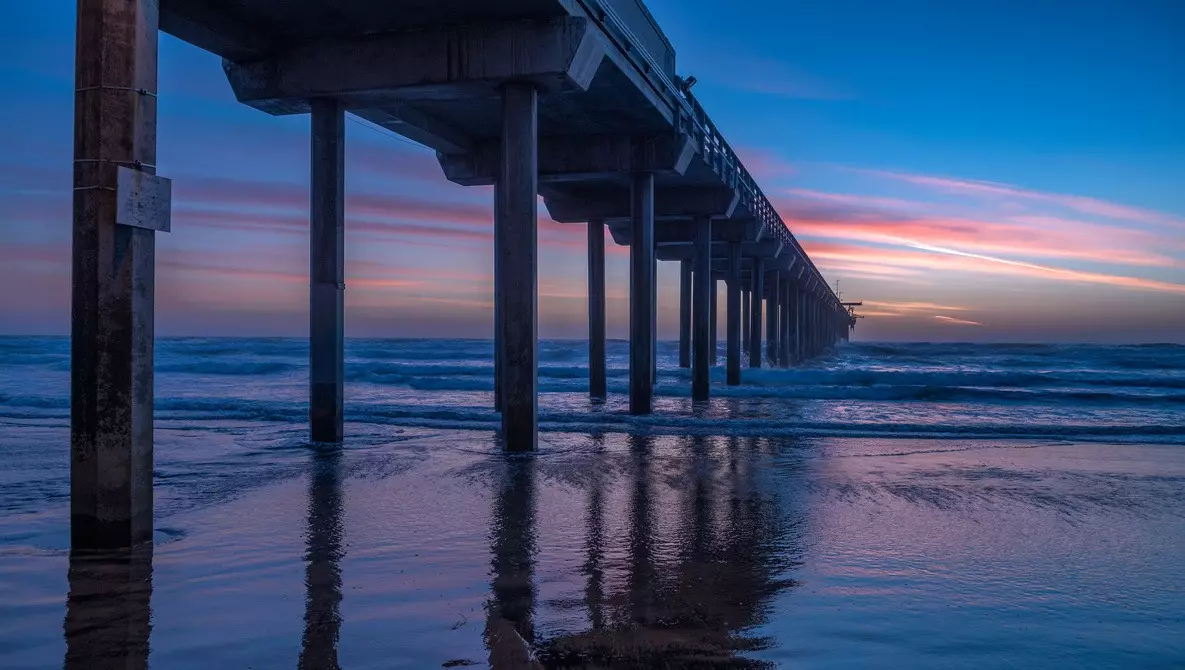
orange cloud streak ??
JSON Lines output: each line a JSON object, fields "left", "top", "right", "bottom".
{"left": 934, "top": 315, "right": 984, "bottom": 326}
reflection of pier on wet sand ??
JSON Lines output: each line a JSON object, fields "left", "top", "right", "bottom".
{"left": 483, "top": 435, "right": 801, "bottom": 668}
{"left": 58, "top": 433, "right": 802, "bottom": 668}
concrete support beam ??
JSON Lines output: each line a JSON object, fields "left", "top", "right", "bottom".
{"left": 629, "top": 171, "right": 655, "bottom": 415}
{"left": 159, "top": 3, "right": 270, "bottom": 61}
{"left": 691, "top": 216, "right": 712, "bottom": 401}
{"left": 726, "top": 242, "right": 742, "bottom": 386}
{"left": 588, "top": 219, "right": 606, "bottom": 399}
{"left": 766, "top": 272, "right": 780, "bottom": 366}
{"left": 445, "top": 133, "right": 695, "bottom": 187}
{"left": 354, "top": 106, "right": 472, "bottom": 155}
{"left": 225, "top": 16, "right": 605, "bottom": 113}
{"left": 546, "top": 185, "right": 739, "bottom": 224}
{"left": 678, "top": 259, "right": 691, "bottom": 369}
{"left": 310, "top": 99, "right": 346, "bottom": 444}
{"left": 71, "top": 0, "right": 160, "bottom": 550}
{"left": 498, "top": 83, "right": 539, "bottom": 450}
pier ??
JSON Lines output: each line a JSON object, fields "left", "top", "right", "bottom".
{"left": 69, "top": 0, "right": 856, "bottom": 548}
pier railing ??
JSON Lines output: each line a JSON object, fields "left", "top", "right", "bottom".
{"left": 579, "top": 0, "right": 839, "bottom": 306}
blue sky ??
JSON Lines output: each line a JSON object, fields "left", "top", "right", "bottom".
{"left": 1, "top": 0, "right": 1182, "bottom": 342}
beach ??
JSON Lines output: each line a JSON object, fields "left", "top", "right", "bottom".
{"left": 1, "top": 338, "right": 1183, "bottom": 667}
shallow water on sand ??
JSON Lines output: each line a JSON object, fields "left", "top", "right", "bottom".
{"left": 1, "top": 339, "right": 1184, "bottom": 667}
{"left": 1, "top": 426, "right": 1184, "bottom": 668}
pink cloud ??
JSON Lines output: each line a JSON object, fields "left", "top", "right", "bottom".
{"left": 802, "top": 239, "right": 1185, "bottom": 295}
{"left": 859, "top": 169, "right": 1185, "bottom": 229}
{"left": 779, "top": 192, "right": 1179, "bottom": 268}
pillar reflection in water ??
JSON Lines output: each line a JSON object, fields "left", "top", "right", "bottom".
{"left": 539, "top": 434, "right": 799, "bottom": 667}
{"left": 626, "top": 434, "right": 657, "bottom": 627}
{"left": 583, "top": 435, "right": 606, "bottom": 632}
{"left": 485, "top": 455, "right": 541, "bottom": 669}
{"left": 64, "top": 546, "right": 153, "bottom": 669}
{"left": 298, "top": 445, "right": 345, "bottom": 670}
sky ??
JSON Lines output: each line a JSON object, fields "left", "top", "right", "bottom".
{"left": 1, "top": 1, "right": 1182, "bottom": 342}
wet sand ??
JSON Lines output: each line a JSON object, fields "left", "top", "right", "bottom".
{"left": 2, "top": 424, "right": 1184, "bottom": 668}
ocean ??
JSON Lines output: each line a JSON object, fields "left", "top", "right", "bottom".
{"left": 1, "top": 337, "right": 1184, "bottom": 668}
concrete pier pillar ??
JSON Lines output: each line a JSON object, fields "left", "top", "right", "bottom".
{"left": 726, "top": 242, "right": 742, "bottom": 386}
{"left": 629, "top": 171, "right": 655, "bottom": 415}
{"left": 71, "top": 0, "right": 161, "bottom": 548}
{"left": 817, "top": 301, "right": 824, "bottom": 355}
{"left": 587, "top": 218, "right": 606, "bottom": 399}
{"left": 805, "top": 297, "right": 814, "bottom": 358}
{"left": 493, "top": 189, "right": 503, "bottom": 412}
{"left": 679, "top": 260, "right": 691, "bottom": 368}
{"left": 766, "top": 272, "right": 780, "bottom": 366}
{"left": 801, "top": 285, "right": 810, "bottom": 360}
{"left": 749, "top": 259, "right": 764, "bottom": 368}
{"left": 791, "top": 290, "right": 798, "bottom": 361}
{"left": 818, "top": 301, "right": 825, "bottom": 354}
{"left": 652, "top": 260, "right": 658, "bottom": 387}
{"left": 691, "top": 216, "right": 712, "bottom": 401}
{"left": 812, "top": 299, "right": 821, "bottom": 356}
{"left": 742, "top": 286, "right": 750, "bottom": 357}
{"left": 310, "top": 99, "right": 346, "bottom": 444}
{"left": 498, "top": 82, "right": 539, "bottom": 449}
{"left": 779, "top": 278, "right": 792, "bottom": 367}
{"left": 710, "top": 280, "right": 719, "bottom": 367}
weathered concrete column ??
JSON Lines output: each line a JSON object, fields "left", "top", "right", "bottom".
{"left": 803, "top": 290, "right": 812, "bottom": 360}
{"left": 629, "top": 171, "right": 655, "bottom": 415}
{"left": 652, "top": 256, "right": 658, "bottom": 386}
{"left": 796, "top": 284, "right": 805, "bottom": 362}
{"left": 726, "top": 242, "right": 742, "bottom": 385}
{"left": 817, "top": 300, "right": 824, "bottom": 356}
{"left": 588, "top": 218, "right": 606, "bottom": 399}
{"left": 691, "top": 217, "right": 712, "bottom": 401}
{"left": 498, "top": 82, "right": 539, "bottom": 449}
{"left": 678, "top": 260, "right": 691, "bottom": 368}
{"left": 493, "top": 188, "right": 503, "bottom": 412}
{"left": 811, "top": 298, "right": 821, "bottom": 356}
{"left": 71, "top": 0, "right": 160, "bottom": 549}
{"left": 766, "top": 272, "right": 780, "bottom": 366}
{"left": 804, "top": 296, "right": 814, "bottom": 358}
{"left": 779, "top": 277, "right": 792, "bottom": 367}
{"left": 310, "top": 99, "right": 346, "bottom": 444}
{"left": 742, "top": 286, "right": 750, "bottom": 357}
{"left": 710, "top": 280, "right": 719, "bottom": 367}
{"left": 749, "top": 259, "right": 764, "bottom": 368}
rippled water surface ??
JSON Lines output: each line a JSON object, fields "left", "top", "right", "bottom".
{"left": 1, "top": 338, "right": 1183, "bottom": 668}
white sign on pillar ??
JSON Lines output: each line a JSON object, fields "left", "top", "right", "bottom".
{"left": 116, "top": 166, "right": 172, "bottom": 233}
